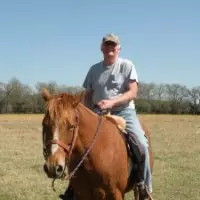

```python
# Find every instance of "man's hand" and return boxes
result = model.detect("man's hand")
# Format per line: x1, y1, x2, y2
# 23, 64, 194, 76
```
97, 99, 116, 110
97, 81, 137, 110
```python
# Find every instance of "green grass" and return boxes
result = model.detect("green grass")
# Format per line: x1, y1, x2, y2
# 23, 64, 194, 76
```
0, 114, 200, 199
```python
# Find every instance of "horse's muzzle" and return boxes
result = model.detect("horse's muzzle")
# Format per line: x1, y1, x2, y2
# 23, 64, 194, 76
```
43, 162, 65, 178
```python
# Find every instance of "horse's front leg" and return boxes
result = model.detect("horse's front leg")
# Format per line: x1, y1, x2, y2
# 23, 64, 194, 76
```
112, 189, 124, 200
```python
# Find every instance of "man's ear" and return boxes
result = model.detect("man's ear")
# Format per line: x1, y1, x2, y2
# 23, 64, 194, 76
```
117, 44, 121, 53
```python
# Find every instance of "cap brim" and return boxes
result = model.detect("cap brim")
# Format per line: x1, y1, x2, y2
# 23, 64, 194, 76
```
102, 39, 119, 44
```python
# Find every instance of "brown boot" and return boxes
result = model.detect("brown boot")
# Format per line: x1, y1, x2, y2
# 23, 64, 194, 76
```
59, 184, 74, 200
138, 183, 153, 200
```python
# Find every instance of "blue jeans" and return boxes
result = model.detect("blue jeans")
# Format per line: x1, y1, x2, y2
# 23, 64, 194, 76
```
111, 107, 152, 193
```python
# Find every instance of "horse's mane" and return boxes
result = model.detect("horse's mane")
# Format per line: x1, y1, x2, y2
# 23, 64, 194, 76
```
45, 92, 79, 125
42, 89, 123, 129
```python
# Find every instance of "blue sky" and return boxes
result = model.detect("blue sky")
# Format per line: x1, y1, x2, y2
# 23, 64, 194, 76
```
0, 0, 199, 88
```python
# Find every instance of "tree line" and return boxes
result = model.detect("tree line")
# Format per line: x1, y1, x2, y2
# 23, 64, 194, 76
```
0, 77, 200, 114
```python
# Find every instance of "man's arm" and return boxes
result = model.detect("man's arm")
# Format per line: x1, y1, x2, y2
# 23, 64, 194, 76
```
112, 80, 138, 107
97, 80, 138, 110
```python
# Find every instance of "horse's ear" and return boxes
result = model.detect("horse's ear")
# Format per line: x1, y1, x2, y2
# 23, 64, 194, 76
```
73, 91, 86, 107
41, 88, 51, 101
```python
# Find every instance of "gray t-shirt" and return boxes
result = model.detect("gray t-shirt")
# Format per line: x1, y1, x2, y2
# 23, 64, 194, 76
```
82, 57, 139, 111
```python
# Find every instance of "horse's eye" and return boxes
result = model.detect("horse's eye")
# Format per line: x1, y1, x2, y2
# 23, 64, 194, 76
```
68, 125, 75, 131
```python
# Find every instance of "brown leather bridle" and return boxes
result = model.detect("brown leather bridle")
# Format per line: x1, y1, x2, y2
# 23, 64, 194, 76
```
43, 109, 103, 191
43, 110, 79, 163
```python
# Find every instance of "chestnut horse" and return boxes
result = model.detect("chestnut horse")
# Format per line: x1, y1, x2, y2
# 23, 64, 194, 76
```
41, 89, 153, 200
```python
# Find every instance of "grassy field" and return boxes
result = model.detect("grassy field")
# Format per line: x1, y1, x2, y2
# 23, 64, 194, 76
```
0, 114, 200, 200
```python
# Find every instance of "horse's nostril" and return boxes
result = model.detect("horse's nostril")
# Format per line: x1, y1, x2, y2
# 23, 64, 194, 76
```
56, 165, 63, 175
43, 164, 48, 173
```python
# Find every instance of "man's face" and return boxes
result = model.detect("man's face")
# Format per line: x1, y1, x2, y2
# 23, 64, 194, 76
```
101, 41, 120, 62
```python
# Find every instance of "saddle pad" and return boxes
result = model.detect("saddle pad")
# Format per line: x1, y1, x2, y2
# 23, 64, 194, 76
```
104, 113, 127, 133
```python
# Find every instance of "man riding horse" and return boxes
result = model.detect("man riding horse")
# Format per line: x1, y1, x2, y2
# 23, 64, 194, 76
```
61, 33, 153, 200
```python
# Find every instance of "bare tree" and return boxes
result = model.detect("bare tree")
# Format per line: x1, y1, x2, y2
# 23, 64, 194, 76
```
188, 86, 200, 114
138, 82, 157, 100
165, 84, 189, 113
154, 84, 167, 100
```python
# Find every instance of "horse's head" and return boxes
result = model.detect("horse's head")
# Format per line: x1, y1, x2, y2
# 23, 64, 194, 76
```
41, 88, 84, 179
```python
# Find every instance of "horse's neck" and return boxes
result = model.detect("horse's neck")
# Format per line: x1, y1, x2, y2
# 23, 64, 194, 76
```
69, 104, 100, 160
77, 103, 100, 130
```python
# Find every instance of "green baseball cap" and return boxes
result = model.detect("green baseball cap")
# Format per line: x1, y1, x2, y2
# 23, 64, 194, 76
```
102, 33, 120, 45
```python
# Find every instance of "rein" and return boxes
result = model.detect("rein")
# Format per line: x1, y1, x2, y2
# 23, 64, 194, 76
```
64, 114, 103, 180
